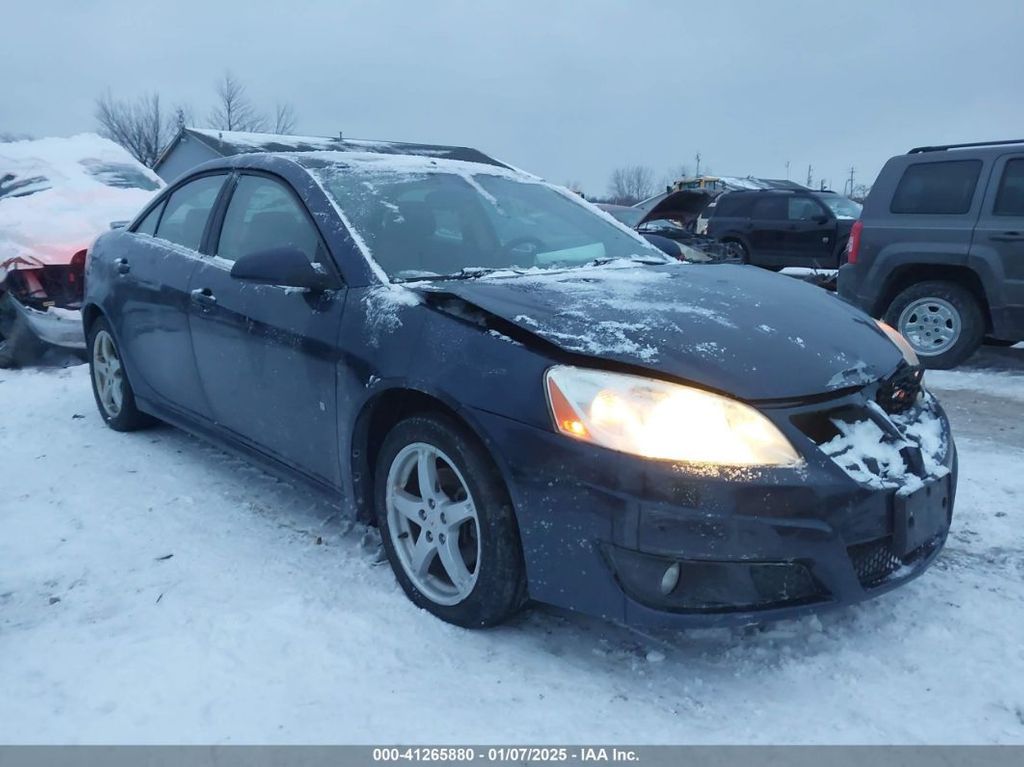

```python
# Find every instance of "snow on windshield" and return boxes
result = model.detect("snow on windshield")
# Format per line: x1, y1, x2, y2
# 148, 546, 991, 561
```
302, 152, 665, 281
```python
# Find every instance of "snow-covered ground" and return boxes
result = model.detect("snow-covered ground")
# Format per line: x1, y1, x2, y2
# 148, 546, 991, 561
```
1, 354, 1023, 744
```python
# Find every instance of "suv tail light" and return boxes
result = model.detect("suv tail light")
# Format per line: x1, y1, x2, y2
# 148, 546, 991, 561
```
847, 220, 863, 264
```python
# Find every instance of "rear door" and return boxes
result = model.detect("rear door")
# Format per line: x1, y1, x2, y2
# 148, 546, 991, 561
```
971, 154, 1024, 338
116, 173, 228, 417
748, 195, 788, 265
187, 172, 348, 485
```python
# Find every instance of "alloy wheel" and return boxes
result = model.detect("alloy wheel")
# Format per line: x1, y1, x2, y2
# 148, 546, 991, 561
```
92, 330, 124, 418
385, 442, 481, 606
898, 297, 962, 357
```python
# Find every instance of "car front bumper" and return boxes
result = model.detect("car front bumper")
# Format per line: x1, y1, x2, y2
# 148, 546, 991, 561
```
7, 294, 85, 349
471, 385, 956, 629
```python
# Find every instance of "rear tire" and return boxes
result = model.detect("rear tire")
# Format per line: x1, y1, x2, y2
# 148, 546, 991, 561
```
723, 239, 749, 264
884, 280, 984, 369
87, 317, 156, 431
374, 413, 526, 627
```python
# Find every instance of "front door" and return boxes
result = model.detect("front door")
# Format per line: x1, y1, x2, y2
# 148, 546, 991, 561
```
972, 153, 1024, 338
186, 173, 347, 486
782, 195, 837, 268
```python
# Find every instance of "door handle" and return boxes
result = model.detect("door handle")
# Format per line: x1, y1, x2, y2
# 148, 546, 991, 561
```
190, 288, 217, 307
992, 231, 1024, 242
115, 258, 130, 275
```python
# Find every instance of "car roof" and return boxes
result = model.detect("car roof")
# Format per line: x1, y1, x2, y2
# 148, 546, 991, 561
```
182, 150, 536, 184
906, 138, 1024, 156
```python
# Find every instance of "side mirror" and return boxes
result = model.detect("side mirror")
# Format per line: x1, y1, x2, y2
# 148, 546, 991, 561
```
230, 247, 336, 291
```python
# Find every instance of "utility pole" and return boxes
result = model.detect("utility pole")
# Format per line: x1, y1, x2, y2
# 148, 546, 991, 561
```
845, 166, 856, 196
695, 152, 702, 178
806, 164, 813, 188
785, 160, 791, 180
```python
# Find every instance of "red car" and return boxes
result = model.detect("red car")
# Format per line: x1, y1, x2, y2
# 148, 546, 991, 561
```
0, 134, 162, 366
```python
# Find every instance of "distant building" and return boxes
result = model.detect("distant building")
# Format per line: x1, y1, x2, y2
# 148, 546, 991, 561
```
153, 127, 507, 182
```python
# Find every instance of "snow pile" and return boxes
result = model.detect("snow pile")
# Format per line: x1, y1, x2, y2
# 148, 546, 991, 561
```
820, 392, 949, 490
1, 363, 1023, 743
0, 134, 162, 274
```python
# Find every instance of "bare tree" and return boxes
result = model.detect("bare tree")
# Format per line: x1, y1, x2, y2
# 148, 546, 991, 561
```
607, 165, 656, 205
659, 163, 690, 192
0, 131, 33, 143
208, 72, 268, 133
273, 103, 297, 135
95, 91, 177, 167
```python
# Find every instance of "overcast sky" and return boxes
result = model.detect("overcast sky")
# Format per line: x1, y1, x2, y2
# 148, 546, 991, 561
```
3, 0, 1023, 195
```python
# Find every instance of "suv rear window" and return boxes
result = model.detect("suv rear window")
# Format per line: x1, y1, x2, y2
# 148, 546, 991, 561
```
890, 160, 982, 215
994, 159, 1024, 216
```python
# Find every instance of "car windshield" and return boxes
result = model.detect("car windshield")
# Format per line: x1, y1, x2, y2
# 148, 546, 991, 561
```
316, 165, 670, 280
79, 159, 161, 191
817, 194, 862, 220
603, 206, 645, 228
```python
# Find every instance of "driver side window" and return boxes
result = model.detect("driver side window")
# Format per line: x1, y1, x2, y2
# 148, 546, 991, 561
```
217, 175, 322, 264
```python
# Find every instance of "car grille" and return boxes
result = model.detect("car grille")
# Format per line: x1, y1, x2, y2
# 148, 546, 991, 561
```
847, 537, 904, 588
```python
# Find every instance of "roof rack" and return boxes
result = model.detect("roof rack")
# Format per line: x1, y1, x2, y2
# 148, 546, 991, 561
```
908, 139, 1024, 154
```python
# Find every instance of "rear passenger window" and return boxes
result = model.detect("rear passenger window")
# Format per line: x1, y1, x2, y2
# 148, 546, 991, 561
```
216, 175, 322, 264
751, 196, 786, 220
155, 175, 227, 250
994, 159, 1024, 216
133, 201, 164, 236
890, 160, 981, 215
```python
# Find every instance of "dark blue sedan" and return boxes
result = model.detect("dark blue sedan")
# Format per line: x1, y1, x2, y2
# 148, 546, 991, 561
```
82, 146, 957, 628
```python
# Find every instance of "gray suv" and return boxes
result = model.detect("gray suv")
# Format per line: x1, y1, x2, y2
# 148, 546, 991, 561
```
839, 139, 1024, 368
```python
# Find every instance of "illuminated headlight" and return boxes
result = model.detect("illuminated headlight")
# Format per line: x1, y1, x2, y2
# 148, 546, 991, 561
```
875, 319, 920, 367
545, 366, 803, 467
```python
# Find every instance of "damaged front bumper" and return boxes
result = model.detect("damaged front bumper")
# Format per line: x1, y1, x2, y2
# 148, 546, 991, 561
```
470, 373, 956, 629
1, 291, 85, 349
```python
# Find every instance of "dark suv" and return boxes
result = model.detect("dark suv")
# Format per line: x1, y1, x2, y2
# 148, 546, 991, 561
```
839, 139, 1024, 368
704, 189, 861, 269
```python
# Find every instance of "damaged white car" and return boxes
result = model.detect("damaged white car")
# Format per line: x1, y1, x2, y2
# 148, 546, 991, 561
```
0, 134, 162, 367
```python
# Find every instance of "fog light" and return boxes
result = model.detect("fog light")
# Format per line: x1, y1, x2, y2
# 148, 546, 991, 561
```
660, 562, 681, 595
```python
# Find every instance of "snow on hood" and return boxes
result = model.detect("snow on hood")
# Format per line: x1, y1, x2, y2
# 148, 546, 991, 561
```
0, 134, 162, 275
420, 262, 904, 401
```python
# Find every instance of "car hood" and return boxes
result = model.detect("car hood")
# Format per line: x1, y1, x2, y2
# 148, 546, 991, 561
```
633, 189, 713, 225
422, 263, 903, 401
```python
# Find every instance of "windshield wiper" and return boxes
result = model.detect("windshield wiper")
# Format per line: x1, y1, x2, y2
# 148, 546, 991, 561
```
587, 254, 672, 267
395, 267, 508, 283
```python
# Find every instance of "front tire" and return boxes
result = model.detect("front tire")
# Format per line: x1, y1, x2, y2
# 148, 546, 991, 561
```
884, 280, 984, 369
374, 413, 526, 627
87, 317, 155, 431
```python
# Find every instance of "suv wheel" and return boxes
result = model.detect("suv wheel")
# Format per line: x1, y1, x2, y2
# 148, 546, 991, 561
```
374, 413, 526, 627
884, 281, 984, 369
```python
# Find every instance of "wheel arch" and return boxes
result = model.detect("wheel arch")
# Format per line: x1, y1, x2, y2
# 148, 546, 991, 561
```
81, 302, 104, 336
349, 385, 522, 529
875, 264, 992, 332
